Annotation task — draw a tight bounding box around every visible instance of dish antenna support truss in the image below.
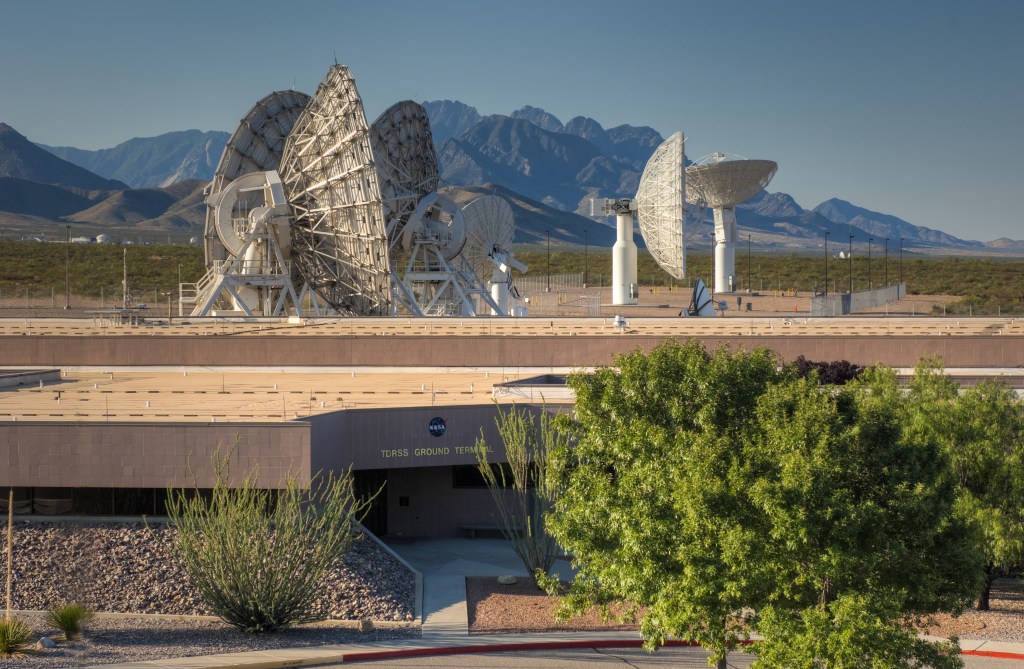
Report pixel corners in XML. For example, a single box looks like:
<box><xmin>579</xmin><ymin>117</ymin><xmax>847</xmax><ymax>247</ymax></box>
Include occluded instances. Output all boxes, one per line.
<box><xmin>398</xmin><ymin>192</ymin><xmax>502</xmax><ymax>316</ymax></box>
<box><xmin>186</xmin><ymin>170</ymin><xmax>303</xmax><ymax>317</ymax></box>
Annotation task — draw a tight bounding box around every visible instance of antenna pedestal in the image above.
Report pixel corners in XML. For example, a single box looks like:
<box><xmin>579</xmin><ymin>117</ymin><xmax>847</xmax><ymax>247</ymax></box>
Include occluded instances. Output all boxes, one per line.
<box><xmin>713</xmin><ymin>207</ymin><xmax>737</xmax><ymax>294</ymax></box>
<box><xmin>612</xmin><ymin>212</ymin><xmax>638</xmax><ymax>305</ymax></box>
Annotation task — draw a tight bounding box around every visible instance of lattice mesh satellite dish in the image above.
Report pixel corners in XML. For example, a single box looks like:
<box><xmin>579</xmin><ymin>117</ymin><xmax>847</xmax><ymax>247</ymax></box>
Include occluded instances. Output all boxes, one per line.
<box><xmin>592</xmin><ymin>131</ymin><xmax>686</xmax><ymax>305</ymax></box>
<box><xmin>636</xmin><ymin>131</ymin><xmax>687</xmax><ymax>280</ymax></box>
<box><xmin>279</xmin><ymin>65</ymin><xmax>392</xmax><ymax>316</ymax></box>
<box><xmin>686</xmin><ymin>153</ymin><xmax>777</xmax><ymax>293</ymax></box>
<box><xmin>461</xmin><ymin>195</ymin><xmax>525</xmax><ymax>315</ymax></box>
<box><xmin>204</xmin><ymin>90</ymin><xmax>310</xmax><ymax>267</ymax></box>
<box><xmin>370</xmin><ymin>101</ymin><xmax>440</xmax><ymax>250</ymax></box>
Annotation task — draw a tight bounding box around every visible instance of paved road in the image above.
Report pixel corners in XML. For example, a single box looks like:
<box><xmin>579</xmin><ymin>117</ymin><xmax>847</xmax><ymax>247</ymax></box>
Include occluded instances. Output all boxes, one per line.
<box><xmin>341</xmin><ymin>646</ymin><xmax>1023</xmax><ymax>668</ymax></box>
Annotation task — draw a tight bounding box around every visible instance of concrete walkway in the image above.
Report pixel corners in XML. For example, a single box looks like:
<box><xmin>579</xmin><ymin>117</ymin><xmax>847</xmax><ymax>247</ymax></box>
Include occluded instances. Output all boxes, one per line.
<box><xmin>93</xmin><ymin>538</ymin><xmax>1024</xmax><ymax>667</ymax></box>
<box><xmin>385</xmin><ymin>537</ymin><xmax>529</xmax><ymax>642</ymax></box>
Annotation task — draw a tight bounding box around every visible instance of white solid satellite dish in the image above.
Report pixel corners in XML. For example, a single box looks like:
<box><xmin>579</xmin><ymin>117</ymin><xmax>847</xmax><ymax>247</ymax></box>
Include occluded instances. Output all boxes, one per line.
<box><xmin>279</xmin><ymin>65</ymin><xmax>392</xmax><ymax>316</ymax></box>
<box><xmin>461</xmin><ymin>195</ymin><xmax>526</xmax><ymax>315</ymax></box>
<box><xmin>204</xmin><ymin>90</ymin><xmax>310</xmax><ymax>267</ymax></box>
<box><xmin>686</xmin><ymin>153</ymin><xmax>777</xmax><ymax>294</ymax></box>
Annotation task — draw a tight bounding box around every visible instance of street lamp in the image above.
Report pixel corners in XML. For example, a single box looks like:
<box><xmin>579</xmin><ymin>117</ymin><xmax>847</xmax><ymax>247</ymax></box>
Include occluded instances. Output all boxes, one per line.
<box><xmin>868</xmin><ymin>237</ymin><xmax>873</xmax><ymax>290</ymax></box>
<box><xmin>64</xmin><ymin>224</ymin><xmax>71</xmax><ymax>310</ymax></box>
<box><xmin>884</xmin><ymin>237</ymin><xmax>889</xmax><ymax>286</ymax></box>
<box><xmin>824</xmin><ymin>230</ymin><xmax>829</xmax><ymax>299</ymax></box>
<box><xmin>848</xmin><ymin>234</ymin><xmax>853</xmax><ymax>294</ymax></box>
<box><xmin>545</xmin><ymin>229</ymin><xmax>550</xmax><ymax>292</ymax></box>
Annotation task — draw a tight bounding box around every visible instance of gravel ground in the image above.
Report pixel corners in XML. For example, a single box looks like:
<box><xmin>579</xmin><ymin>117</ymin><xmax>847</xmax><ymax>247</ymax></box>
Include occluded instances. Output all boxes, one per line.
<box><xmin>0</xmin><ymin>521</ymin><xmax>415</xmax><ymax>622</ymax></box>
<box><xmin>466</xmin><ymin>577</ymin><xmax>638</xmax><ymax>635</ymax></box>
<box><xmin>0</xmin><ymin>614</ymin><xmax>419</xmax><ymax>668</ymax></box>
<box><xmin>468</xmin><ymin>576</ymin><xmax>1024</xmax><ymax>644</ymax></box>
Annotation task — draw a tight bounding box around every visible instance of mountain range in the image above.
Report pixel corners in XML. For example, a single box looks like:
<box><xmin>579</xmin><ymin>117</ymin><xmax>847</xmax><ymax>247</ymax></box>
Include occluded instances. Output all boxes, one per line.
<box><xmin>1</xmin><ymin>102</ymin><xmax>1020</xmax><ymax>253</ymax></box>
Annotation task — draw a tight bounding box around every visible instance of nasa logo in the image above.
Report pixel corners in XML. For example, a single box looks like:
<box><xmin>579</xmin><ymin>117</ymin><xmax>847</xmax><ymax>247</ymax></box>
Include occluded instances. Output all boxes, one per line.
<box><xmin>428</xmin><ymin>416</ymin><xmax>447</xmax><ymax>437</ymax></box>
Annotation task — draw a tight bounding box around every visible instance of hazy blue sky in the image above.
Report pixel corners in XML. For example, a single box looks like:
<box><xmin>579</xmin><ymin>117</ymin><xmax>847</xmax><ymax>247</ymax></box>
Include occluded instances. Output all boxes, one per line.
<box><xmin>1</xmin><ymin>0</ymin><xmax>1021</xmax><ymax>241</ymax></box>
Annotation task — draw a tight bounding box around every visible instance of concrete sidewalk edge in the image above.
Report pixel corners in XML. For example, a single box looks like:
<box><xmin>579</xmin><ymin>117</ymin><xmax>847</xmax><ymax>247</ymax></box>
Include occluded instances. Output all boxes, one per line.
<box><xmin>88</xmin><ymin>635</ymin><xmax>1024</xmax><ymax>668</ymax></box>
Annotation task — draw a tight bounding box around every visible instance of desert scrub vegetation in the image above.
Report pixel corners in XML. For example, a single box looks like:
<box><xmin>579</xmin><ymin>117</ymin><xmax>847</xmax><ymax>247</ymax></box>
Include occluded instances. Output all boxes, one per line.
<box><xmin>1</xmin><ymin>238</ymin><xmax>1023</xmax><ymax>314</ymax></box>
<box><xmin>0</xmin><ymin>617</ymin><xmax>34</xmax><ymax>656</ymax></box>
<box><xmin>44</xmin><ymin>602</ymin><xmax>95</xmax><ymax>640</ymax></box>
<box><xmin>156</xmin><ymin>449</ymin><xmax>373</xmax><ymax>633</ymax></box>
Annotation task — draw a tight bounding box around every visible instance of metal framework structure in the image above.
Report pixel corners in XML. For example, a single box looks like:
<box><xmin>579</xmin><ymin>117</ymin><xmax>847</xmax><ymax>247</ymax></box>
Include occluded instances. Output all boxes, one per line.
<box><xmin>686</xmin><ymin>154</ymin><xmax>778</xmax><ymax>293</ymax></box>
<box><xmin>204</xmin><ymin>90</ymin><xmax>310</xmax><ymax>267</ymax></box>
<box><xmin>460</xmin><ymin>195</ymin><xmax>524</xmax><ymax>315</ymax></box>
<box><xmin>370</xmin><ymin>101</ymin><xmax>440</xmax><ymax>250</ymax></box>
<box><xmin>186</xmin><ymin>171</ymin><xmax>302</xmax><ymax>317</ymax></box>
<box><xmin>279</xmin><ymin>65</ymin><xmax>391</xmax><ymax>316</ymax></box>
<box><xmin>635</xmin><ymin>131</ymin><xmax>687</xmax><ymax>280</ymax></box>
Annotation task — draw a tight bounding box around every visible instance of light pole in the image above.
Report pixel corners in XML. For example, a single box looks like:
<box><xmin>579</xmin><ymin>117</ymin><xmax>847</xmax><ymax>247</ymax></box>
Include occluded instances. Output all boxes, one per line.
<box><xmin>64</xmin><ymin>225</ymin><xmax>71</xmax><ymax>310</ymax></box>
<box><xmin>884</xmin><ymin>237</ymin><xmax>889</xmax><ymax>286</ymax></box>
<box><xmin>823</xmin><ymin>230</ymin><xmax>829</xmax><ymax>299</ymax></box>
<box><xmin>747</xmin><ymin>234</ymin><xmax>751</xmax><ymax>293</ymax></box>
<box><xmin>584</xmin><ymin>227</ymin><xmax>589</xmax><ymax>287</ymax></box>
<box><xmin>899</xmin><ymin>238</ymin><xmax>904</xmax><ymax>287</ymax></box>
<box><xmin>868</xmin><ymin>237</ymin><xmax>873</xmax><ymax>290</ymax></box>
<box><xmin>545</xmin><ymin>229</ymin><xmax>550</xmax><ymax>292</ymax></box>
<box><xmin>848</xmin><ymin>234</ymin><xmax>853</xmax><ymax>294</ymax></box>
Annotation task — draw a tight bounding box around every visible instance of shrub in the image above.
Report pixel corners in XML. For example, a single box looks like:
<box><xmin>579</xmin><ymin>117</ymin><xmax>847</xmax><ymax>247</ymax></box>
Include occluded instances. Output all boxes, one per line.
<box><xmin>157</xmin><ymin>448</ymin><xmax>373</xmax><ymax>633</ymax></box>
<box><xmin>45</xmin><ymin>603</ymin><xmax>95</xmax><ymax>640</ymax></box>
<box><xmin>0</xmin><ymin>617</ymin><xmax>34</xmax><ymax>656</ymax></box>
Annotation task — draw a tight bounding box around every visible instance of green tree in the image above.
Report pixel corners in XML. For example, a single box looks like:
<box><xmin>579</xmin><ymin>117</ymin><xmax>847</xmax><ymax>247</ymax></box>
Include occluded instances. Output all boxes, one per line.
<box><xmin>546</xmin><ymin>340</ymin><xmax>787</xmax><ymax>668</ymax></box>
<box><xmin>547</xmin><ymin>342</ymin><xmax>982</xmax><ymax>668</ymax></box>
<box><xmin>474</xmin><ymin>402</ymin><xmax>566</xmax><ymax>587</ymax></box>
<box><xmin>907</xmin><ymin>361</ymin><xmax>1024</xmax><ymax>610</ymax></box>
<box><xmin>158</xmin><ymin>448</ymin><xmax>372</xmax><ymax>633</ymax></box>
<box><xmin>747</xmin><ymin>368</ymin><xmax>981</xmax><ymax>668</ymax></box>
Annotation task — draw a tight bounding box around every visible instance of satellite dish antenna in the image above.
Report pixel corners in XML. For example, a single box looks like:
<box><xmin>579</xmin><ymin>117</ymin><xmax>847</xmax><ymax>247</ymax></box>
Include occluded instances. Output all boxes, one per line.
<box><xmin>369</xmin><ymin>101</ymin><xmax>440</xmax><ymax>250</ymax></box>
<box><xmin>686</xmin><ymin>153</ymin><xmax>777</xmax><ymax>294</ymax></box>
<box><xmin>188</xmin><ymin>170</ymin><xmax>301</xmax><ymax>317</ymax></box>
<box><xmin>681</xmin><ymin>278</ymin><xmax>715</xmax><ymax>317</ymax></box>
<box><xmin>203</xmin><ymin>90</ymin><xmax>310</xmax><ymax>268</ymax></box>
<box><xmin>460</xmin><ymin>195</ymin><xmax>527</xmax><ymax>315</ymax></box>
<box><xmin>279</xmin><ymin>65</ymin><xmax>392</xmax><ymax>316</ymax></box>
<box><xmin>592</xmin><ymin>131</ymin><xmax>686</xmax><ymax>306</ymax></box>
<box><xmin>185</xmin><ymin>90</ymin><xmax>310</xmax><ymax>317</ymax></box>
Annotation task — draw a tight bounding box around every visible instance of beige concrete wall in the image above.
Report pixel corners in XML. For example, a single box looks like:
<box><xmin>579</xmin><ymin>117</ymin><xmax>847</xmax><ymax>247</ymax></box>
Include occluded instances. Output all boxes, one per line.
<box><xmin>2</xmin><ymin>334</ymin><xmax>1021</xmax><ymax>368</ymax></box>
<box><xmin>310</xmin><ymin>404</ymin><xmax>523</xmax><ymax>472</ymax></box>
<box><xmin>0</xmin><ymin>422</ymin><xmax>310</xmax><ymax>489</ymax></box>
<box><xmin>385</xmin><ymin>466</ymin><xmax>509</xmax><ymax>537</ymax></box>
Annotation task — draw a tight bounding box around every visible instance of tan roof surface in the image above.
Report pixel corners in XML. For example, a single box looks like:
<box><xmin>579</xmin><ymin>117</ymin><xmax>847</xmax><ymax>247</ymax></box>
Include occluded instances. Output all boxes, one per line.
<box><xmin>0</xmin><ymin>315</ymin><xmax>1018</xmax><ymax>338</ymax></box>
<box><xmin>0</xmin><ymin>368</ymin><xmax>523</xmax><ymax>423</ymax></box>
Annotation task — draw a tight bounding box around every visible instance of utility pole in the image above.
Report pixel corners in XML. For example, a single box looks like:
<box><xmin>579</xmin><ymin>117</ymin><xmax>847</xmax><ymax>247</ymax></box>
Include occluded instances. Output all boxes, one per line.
<box><xmin>848</xmin><ymin>234</ymin><xmax>853</xmax><ymax>294</ymax></box>
<box><xmin>868</xmin><ymin>237</ymin><xmax>873</xmax><ymax>290</ymax></box>
<box><xmin>747</xmin><ymin>234</ymin><xmax>751</xmax><ymax>293</ymax></box>
<box><xmin>823</xmin><ymin>231</ymin><xmax>830</xmax><ymax>299</ymax></box>
<box><xmin>64</xmin><ymin>225</ymin><xmax>71</xmax><ymax>310</ymax></box>
<box><xmin>545</xmin><ymin>229</ymin><xmax>550</xmax><ymax>292</ymax></box>
<box><xmin>884</xmin><ymin>237</ymin><xmax>889</xmax><ymax>286</ymax></box>
<box><xmin>899</xmin><ymin>238</ymin><xmax>904</xmax><ymax>287</ymax></box>
<box><xmin>584</xmin><ymin>227</ymin><xmax>589</xmax><ymax>287</ymax></box>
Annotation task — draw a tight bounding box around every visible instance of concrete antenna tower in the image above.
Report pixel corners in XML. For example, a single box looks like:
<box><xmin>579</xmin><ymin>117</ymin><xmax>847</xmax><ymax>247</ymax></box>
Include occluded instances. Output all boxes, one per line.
<box><xmin>592</xmin><ymin>132</ymin><xmax>686</xmax><ymax>305</ymax></box>
<box><xmin>686</xmin><ymin>153</ymin><xmax>777</xmax><ymax>294</ymax></box>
